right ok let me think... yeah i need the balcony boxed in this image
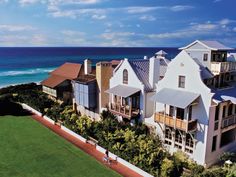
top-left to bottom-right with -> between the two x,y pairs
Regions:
155,112 -> 197,132
211,62 -> 236,75
109,103 -> 140,119
222,115 -> 236,129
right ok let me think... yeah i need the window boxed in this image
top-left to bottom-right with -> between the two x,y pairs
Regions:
169,106 -> 174,117
228,104 -> 233,116
188,105 -> 192,120
222,105 -> 226,118
212,135 -> 217,152
123,69 -> 128,84
178,76 -> 185,88
176,108 -> 184,119
203,53 -> 208,61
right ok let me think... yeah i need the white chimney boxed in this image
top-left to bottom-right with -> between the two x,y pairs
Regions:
84,59 -> 92,75
149,56 -> 160,89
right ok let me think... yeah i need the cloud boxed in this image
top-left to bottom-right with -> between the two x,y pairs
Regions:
139,15 -> 156,21
92,14 -> 106,20
0,0 -> 8,3
18,0 -> 46,6
213,0 -> 222,2
101,32 -> 135,40
61,30 -> 85,36
125,6 -> 161,14
170,5 -> 194,12
233,27 -> 236,32
148,22 -> 219,39
0,24 -> 36,31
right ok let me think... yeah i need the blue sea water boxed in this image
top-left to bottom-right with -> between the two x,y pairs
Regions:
0,47 -> 179,88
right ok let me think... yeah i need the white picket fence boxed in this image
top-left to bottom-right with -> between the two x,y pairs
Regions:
22,103 -> 154,177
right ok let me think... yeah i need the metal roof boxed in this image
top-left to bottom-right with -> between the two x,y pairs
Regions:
212,83 -> 236,103
200,40 -> 233,50
155,50 -> 167,55
180,40 -> 233,51
105,84 -> 140,98
128,59 -> 153,91
151,88 -> 200,109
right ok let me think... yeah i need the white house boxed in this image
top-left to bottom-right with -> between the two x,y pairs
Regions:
106,51 -> 170,121
147,40 -> 236,167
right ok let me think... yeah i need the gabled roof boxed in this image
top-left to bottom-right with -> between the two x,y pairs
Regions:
41,75 -> 67,88
180,40 -> 233,51
51,62 -> 82,79
155,50 -> 167,55
128,59 -> 152,91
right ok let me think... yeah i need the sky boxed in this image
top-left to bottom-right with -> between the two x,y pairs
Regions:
0,0 -> 235,47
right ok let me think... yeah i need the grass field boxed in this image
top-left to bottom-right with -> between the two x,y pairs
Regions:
0,116 -> 121,177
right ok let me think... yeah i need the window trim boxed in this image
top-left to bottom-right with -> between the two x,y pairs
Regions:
123,69 -> 128,84
178,75 -> 186,88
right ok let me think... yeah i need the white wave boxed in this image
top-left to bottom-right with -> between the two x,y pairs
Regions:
0,68 -> 55,77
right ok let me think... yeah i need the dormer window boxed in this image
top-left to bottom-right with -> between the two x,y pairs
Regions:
203,53 -> 208,61
123,69 -> 128,84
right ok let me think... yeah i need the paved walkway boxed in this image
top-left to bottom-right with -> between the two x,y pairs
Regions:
32,115 -> 143,177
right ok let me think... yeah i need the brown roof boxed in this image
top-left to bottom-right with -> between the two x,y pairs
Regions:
51,62 -> 82,79
111,60 -> 121,66
41,75 -> 67,88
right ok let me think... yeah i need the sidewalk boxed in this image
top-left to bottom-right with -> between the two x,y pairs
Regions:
32,114 -> 143,177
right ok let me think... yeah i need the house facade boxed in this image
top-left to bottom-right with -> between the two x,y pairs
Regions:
72,59 -> 119,120
146,40 -> 236,167
106,52 -> 170,122
41,62 -> 82,103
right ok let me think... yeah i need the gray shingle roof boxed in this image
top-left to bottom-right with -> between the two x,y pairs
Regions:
128,59 -> 152,92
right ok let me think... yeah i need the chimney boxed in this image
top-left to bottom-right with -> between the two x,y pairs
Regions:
149,56 -> 160,89
84,59 -> 92,75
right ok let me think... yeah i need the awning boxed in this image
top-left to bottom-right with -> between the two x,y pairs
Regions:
105,85 -> 140,98
151,88 -> 200,109
221,96 -> 236,104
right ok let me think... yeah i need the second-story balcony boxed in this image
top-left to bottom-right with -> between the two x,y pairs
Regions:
109,103 -> 140,119
222,115 -> 236,129
211,62 -> 236,75
155,112 -> 197,132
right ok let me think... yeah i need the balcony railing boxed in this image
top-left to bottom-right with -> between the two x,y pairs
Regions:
222,115 -> 236,129
211,62 -> 236,75
109,103 -> 139,119
155,112 -> 197,132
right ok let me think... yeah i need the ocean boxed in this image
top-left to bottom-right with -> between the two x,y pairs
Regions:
0,47 -> 179,88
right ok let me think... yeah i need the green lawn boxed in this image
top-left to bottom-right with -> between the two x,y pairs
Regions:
0,116 -> 121,177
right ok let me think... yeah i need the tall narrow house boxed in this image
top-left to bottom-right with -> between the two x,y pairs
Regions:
148,40 -> 236,167
106,52 -> 170,122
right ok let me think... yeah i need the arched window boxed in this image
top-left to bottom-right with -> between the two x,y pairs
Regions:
123,69 -> 128,84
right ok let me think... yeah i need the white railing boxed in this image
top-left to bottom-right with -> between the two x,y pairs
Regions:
211,62 -> 236,75
222,115 -> 236,128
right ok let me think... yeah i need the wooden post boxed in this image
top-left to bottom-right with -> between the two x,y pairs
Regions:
129,97 -> 132,117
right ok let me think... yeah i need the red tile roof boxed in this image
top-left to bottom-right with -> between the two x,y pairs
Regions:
41,75 -> 67,88
42,62 -> 81,88
51,62 -> 82,79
